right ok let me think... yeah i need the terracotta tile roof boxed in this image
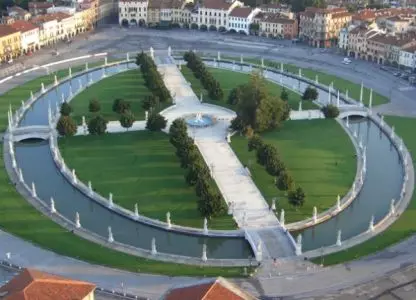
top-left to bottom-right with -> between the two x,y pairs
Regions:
230,7 -> 252,18
386,16 -> 410,22
164,277 -> 257,300
28,1 -> 54,9
202,0 -> 232,10
8,20 -> 38,33
402,44 -> 416,52
31,14 -> 59,24
261,13 -> 295,24
0,268 -> 96,300
0,24 -> 19,38
50,12 -> 72,21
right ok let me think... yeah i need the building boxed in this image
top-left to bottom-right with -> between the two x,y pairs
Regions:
193,0 -> 243,31
54,12 -> 77,40
385,16 -> 413,33
47,6 -> 77,15
228,7 -> 260,35
259,3 -> 293,19
28,1 -> 55,16
7,6 -> 32,21
348,25 -> 382,60
147,0 -> 162,26
31,14 -> 59,46
299,7 -> 352,48
0,268 -> 96,300
399,44 -> 416,70
0,25 -> 21,63
118,0 -> 148,26
161,277 -> 257,300
259,13 -> 298,39
8,20 -> 40,54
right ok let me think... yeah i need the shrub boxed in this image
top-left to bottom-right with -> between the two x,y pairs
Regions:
256,144 -> 278,166
60,102 -> 72,116
142,95 -> 159,111
88,98 -> 101,113
321,104 -> 340,118
248,135 -> 264,152
230,116 -> 245,132
88,115 -> 107,135
288,187 -> 306,207
276,171 -> 294,191
119,110 -> 135,129
112,98 -> 131,114
185,162 -> 210,186
302,86 -> 318,101
266,158 -> 285,177
146,113 -> 167,131
280,88 -> 289,101
56,116 -> 77,136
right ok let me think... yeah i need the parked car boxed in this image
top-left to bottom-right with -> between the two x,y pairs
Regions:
393,72 -> 401,76
7,59 -> 13,64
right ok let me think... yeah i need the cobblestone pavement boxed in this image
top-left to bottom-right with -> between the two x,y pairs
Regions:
1,25 -> 416,299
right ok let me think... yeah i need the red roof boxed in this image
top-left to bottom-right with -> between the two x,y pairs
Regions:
164,277 -> 256,300
8,20 -> 38,33
0,24 -> 19,38
28,2 -> 54,9
0,268 -> 96,300
230,7 -> 252,18
202,0 -> 232,10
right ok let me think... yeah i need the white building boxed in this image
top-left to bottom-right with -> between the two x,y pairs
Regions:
56,12 -> 77,39
47,6 -> 77,15
228,7 -> 260,35
399,45 -> 416,70
31,14 -> 59,46
118,0 -> 148,26
8,20 -> 40,53
194,0 -> 243,31
338,25 -> 356,51
385,16 -> 413,33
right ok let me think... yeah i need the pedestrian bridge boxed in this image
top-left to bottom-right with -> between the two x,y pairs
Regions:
337,105 -> 369,119
9,126 -> 52,142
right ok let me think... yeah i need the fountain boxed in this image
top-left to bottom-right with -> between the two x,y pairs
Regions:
202,244 -> 207,262
18,168 -> 24,183
256,241 -> 263,262
313,207 -> 317,223
108,193 -> 113,208
185,113 -> 213,128
50,197 -> 56,213
41,83 -> 45,93
280,209 -> 285,227
337,195 -> 341,211
296,234 -> 302,256
203,218 -> 208,234
31,182 -> 37,198
75,212 -> 81,228
88,181 -> 93,195
336,230 -> 342,246
166,212 -> 172,229
151,238 -> 157,255
108,226 -> 114,243
134,203 -> 139,218
368,215 -> 374,232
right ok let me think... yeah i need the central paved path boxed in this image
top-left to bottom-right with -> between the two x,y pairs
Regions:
154,52 -> 295,258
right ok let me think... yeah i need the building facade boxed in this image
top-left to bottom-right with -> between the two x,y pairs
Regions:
228,7 -> 260,35
399,45 -> 416,70
8,20 -> 40,54
0,25 -> 21,62
119,0 -> 148,26
299,7 -> 352,48
259,13 -> 297,39
195,0 -> 243,31
31,14 -> 59,47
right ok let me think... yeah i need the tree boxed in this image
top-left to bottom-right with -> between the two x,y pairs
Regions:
60,102 -> 72,116
146,113 -> 167,131
198,187 -> 226,217
185,162 -> 210,186
142,95 -> 159,111
119,110 -> 135,129
248,135 -> 264,152
281,101 -> 291,121
276,171 -> 294,191
256,144 -> 279,166
280,88 -> 289,101
88,115 -> 107,135
230,116 -> 246,132
266,158 -> 286,177
56,116 -> 77,136
302,86 -> 319,101
288,187 -> 306,207
228,86 -> 243,105
112,98 -> 131,114
195,177 -> 210,197
88,98 -> 101,113
321,104 -> 340,118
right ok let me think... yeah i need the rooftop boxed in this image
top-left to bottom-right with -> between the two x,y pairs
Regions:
8,20 -> 38,33
0,24 -> 19,38
402,44 -> 416,53
28,1 -> 54,9
163,277 -> 257,300
0,268 -> 96,300
261,13 -> 295,24
201,0 -> 233,10
230,7 -> 252,18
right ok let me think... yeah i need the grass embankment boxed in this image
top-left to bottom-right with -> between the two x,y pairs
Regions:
231,119 -> 356,223
180,66 -> 316,111
215,55 -> 389,107
312,116 -> 416,265
0,62 -> 246,277
59,131 -> 235,230
69,69 -> 165,124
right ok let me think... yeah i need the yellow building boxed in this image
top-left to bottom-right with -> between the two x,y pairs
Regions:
0,25 -> 21,63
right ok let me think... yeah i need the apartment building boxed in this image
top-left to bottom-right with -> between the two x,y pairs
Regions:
31,14 -> 59,46
7,6 -> 32,21
0,25 -> 21,63
348,26 -> 382,60
399,44 -> 416,70
385,16 -> 413,33
28,1 -> 54,16
228,7 -> 260,35
119,0 -> 148,26
299,7 -> 352,48
8,20 -> 40,54
259,13 -> 298,39
193,0 -> 243,31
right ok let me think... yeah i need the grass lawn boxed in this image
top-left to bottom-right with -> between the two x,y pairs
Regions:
0,60 -> 111,132
180,66 -> 316,111
213,55 -> 388,108
312,116 -> 416,265
59,130 -> 235,230
0,144 -> 246,276
231,119 -> 356,223
69,69 -> 163,124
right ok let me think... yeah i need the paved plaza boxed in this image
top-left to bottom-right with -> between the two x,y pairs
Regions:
1,26 -> 416,299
